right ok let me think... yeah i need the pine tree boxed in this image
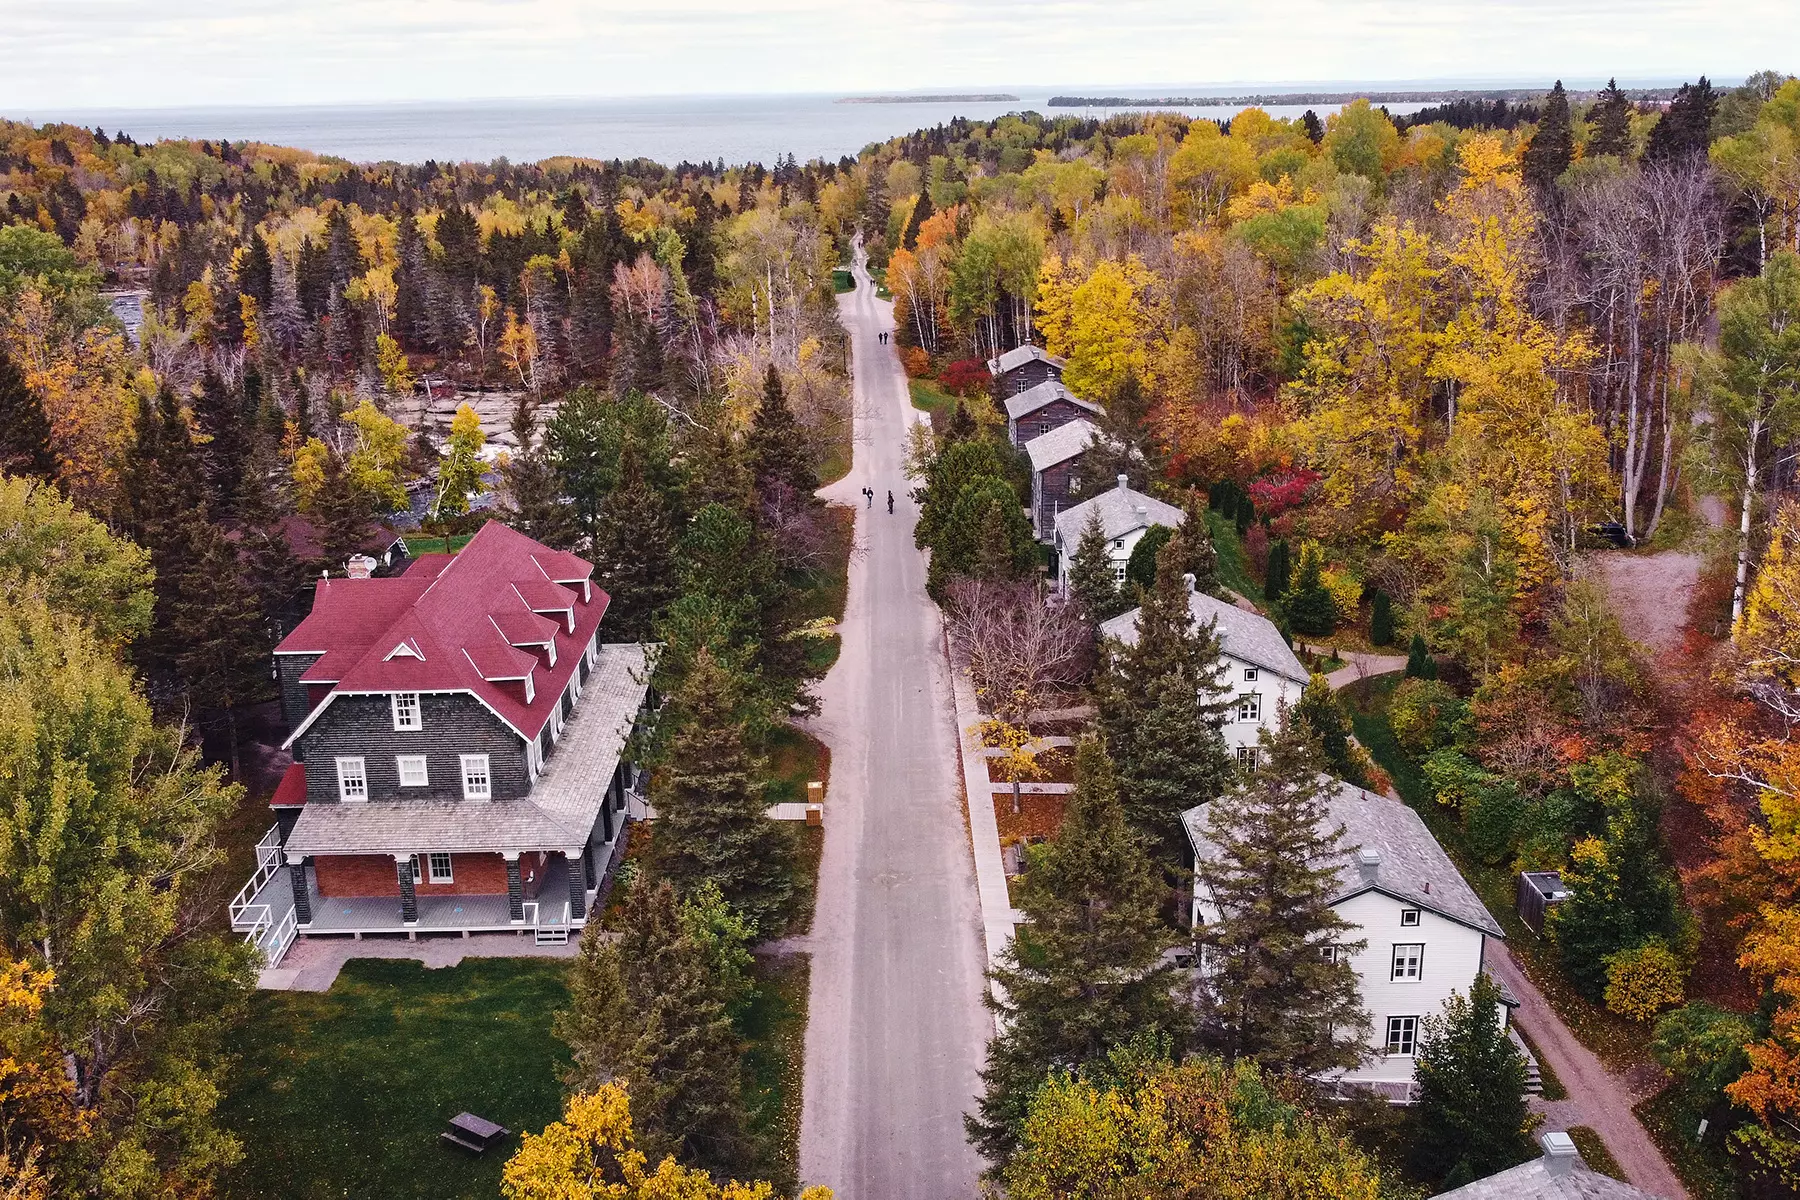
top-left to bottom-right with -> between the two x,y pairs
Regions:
0,346 -> 54,481
1122,523 -> 1173,595
1293,672 -> 1365,787
1646,77 -> 1719,163
1174,491 -> 1219,594
556,879 -> 752,1176
1589,79 -> 1635,158
191,369 -> 247,513
1410,974 -> 1535,1188
1405,632 -> 1437,680
309,447 -> 375,573
745,366 -> 817,500
966,737 -> 1180,1165
1522,81 -> 1574,190
588,443 -> 678,641
1067,508 -> 1123,622
1281,541 -> 1337,636
651,648 -> 794,934
501,443 -> 579,551
1265,538 -> 1290,600
900,185 -> 933,251
1370,589 -> 1395,646
1097,538 -> 1234,854
1192,717 -> 1369,1073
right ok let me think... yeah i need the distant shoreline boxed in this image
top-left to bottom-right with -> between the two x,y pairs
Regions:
836,94 -> 1019,105
1049,86 -> 1679,107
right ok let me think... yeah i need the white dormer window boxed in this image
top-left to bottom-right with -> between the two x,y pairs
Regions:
546,639 -> 557,667
1243,667 -> 1258,682
391,693 -> 421,731
385,640 -> 423,661
524,673 -> 536,704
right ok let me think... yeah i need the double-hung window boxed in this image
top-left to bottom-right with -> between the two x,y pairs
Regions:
1237,693 -> 1261,722
396,755 -> 429,787
1112,563 -> 1128,584
1235,745 -> 1259,769
460,754 -> 492,800
1391,943 -> 1424,982
427,852 -> 454,884
335,757 -> 367,801
391,692 -> 422,731
1385,1016 -> 1419,1056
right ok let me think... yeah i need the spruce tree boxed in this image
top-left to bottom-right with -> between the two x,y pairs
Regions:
0,346 -> 54,481
1281,541 -> 1337,636
1405,631 -> 1437,680
308,448 -> 375,573
1522,80 -> 1574,190
169,515 -> 272,776
1122,523 -> 1173,595
900,185 -> 933,251
1192,717 -> 1369,1074
651,648 -> 794,934
1589,79 -> 1635,158
1294,672 -> 1365,787
1410,974 -> 1535,1188
1067,508 -> 1123,622
966,737 -> 1180,1165
1369,589 -> 1395,646
500,443 -> 579,551
556,879 -> 752,1176
587,442 -> 678,641
1174,491 -> 1219,594
1097,537 -> 1234,854
1265,538 -> 1290,600
1646,77 -> 1718,163
745,365 -> 817,500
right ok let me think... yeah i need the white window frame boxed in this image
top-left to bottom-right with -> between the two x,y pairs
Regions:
460,754 -> 492,800
1320,944 -> 1343,965
396,755 -> 429,787
1111,562 -> 1128,584
1235,745 -> 1259,769
1237,693 -> 1261,722
1386,1016 -> 1419,1056
391,692 -> 422,731
335,756 -> 368,802
399,855 -> 421,885
1400,908 -> 1422,927
1391,943 -> 1424,982
1243,666 -> 1258,682
427,852 -> 453,884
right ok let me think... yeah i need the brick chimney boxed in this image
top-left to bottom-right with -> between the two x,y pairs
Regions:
346,554 -> 377,579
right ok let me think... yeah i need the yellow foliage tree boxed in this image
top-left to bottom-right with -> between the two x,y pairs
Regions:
502,1085 -> 831,1200
1603,940 -> 1686,1021
375,331 -> 414,396
1036,255 -> 1160,401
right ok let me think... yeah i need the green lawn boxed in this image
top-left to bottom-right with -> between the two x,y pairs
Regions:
1206,510 -> 1264,606
1567,1127 -> 1627,1182
402,533 -> 476,556
832,267 -> 854,293
220,958 -> 572,1200
789,504 -> 854,674
742,956 -> 811,1192
909,378 -> 956,412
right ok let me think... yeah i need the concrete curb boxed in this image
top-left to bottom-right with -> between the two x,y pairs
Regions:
946,631 -> 1017,1004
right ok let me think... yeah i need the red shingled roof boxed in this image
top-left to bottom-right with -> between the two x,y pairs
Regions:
270,762 -> 308,808
276,522 -> 611,745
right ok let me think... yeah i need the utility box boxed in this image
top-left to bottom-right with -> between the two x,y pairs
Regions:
1517,871 -> 1568,934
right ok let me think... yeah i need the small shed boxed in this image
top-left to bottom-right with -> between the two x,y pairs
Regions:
1517,871 -> 1568,934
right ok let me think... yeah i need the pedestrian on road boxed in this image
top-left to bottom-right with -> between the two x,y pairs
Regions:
887,490 -> 895,514
864,486 -> 872,508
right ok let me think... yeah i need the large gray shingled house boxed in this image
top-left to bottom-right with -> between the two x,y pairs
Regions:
229,521 -> 653,965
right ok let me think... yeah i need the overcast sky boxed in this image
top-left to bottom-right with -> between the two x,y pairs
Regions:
1,0 -> 1791,111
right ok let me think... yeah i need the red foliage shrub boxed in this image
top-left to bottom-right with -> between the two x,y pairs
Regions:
1248,468 -> 1321,520
939,358 -> 992,396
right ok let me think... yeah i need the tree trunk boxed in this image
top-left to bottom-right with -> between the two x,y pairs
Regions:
1012,776 -> 1021,816
1733,432 -> 1761,631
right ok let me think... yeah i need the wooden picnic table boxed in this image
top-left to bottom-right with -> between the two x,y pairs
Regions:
440,1111 -> 510,1154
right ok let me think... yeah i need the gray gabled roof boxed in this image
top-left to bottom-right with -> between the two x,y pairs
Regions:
1183,776 -> 1504,938
1053,483 -> 1185,549
1431,1157 -> 1659,1199
1100,590 -> 1308,683
1004,379 -> 1106,423
987,343 -> 1067,376
1025,417 -> 1100,473
285,643 -> 649,856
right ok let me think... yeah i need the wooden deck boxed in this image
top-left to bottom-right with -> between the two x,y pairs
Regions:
238,856 -> 583,938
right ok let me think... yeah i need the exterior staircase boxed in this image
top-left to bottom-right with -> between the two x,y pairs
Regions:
1510,1028 -> 1545,1095
533,901 -> 570,945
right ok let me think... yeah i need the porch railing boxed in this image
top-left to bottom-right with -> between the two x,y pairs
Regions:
229,825 -> 284,929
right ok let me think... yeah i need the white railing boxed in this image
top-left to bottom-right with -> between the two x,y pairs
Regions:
236,897 -> 298,969
229,825 -> 284,930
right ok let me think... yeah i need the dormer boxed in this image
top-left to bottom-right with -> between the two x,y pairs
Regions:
490,610 -> 560,669
463,642 -> 538,706
511,578 -> 578,633
531,551 -> 595,605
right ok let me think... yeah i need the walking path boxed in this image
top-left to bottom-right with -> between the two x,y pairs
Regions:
1488,946 -> 1687,1198
796,245 -> 989,1200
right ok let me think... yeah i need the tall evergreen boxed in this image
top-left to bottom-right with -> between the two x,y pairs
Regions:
1281,541 -> 1337,636
392,209 -> 427,349
500,442 -> 580,551
651,648 -> 794,934
191,369 -> 248,513
1522,81 -> 1574,190
1173,492 -> 1219,594
966,737 -> 1180,1165
900,184 -> 933,251
1192,717 -> 1369,1074
556,879 -> 752,1176
0,346 -> 55,481
168,515 -> 272,776
745,365 -> 817,500
1264,538 -> 1290,599
1096,537 -> 1234,854
1067,508 -> 1123,623
1405,631 -> 1437,680
1589,79 -> 1635,158
1293,672 -> 1365,787
1410,974 -> 1535,1189
1646,77 -> 1719,163
1369,589 -> 1395,646
309,447 -> 375,573
587,442 -> 678,641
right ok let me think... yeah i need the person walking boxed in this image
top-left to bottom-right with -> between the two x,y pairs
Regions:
887,490 -> 894,514
864,486 -> 872,508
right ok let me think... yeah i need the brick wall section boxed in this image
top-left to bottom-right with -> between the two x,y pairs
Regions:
296,692 -> 528,804
1012,399 -> 1094,447
276,652 -> 324,740
313,851 -> 521,898
1034,454 -> 1087,538
995,359 -> 1060,398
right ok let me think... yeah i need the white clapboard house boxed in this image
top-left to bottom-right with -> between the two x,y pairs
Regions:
1053,475 -> 1185,588
1099,580 -> 1309,765
1184,777 -> 1509,1103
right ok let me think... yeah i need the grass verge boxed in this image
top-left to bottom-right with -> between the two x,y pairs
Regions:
1635,1090 -> 1740,1200
1567,1126 -> 1627,1182
1206,511 -> 1263,606
220,958 -> 572,1200
909,378 -> 956,412
790,505 -> 853,675
742,955 -> 811,1193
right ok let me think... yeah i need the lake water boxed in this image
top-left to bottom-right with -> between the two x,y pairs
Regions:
31,93 -> 1425,168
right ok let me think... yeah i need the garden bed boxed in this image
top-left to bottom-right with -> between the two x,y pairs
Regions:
741,955 -> 811,1192
994,791 -> 1066,843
